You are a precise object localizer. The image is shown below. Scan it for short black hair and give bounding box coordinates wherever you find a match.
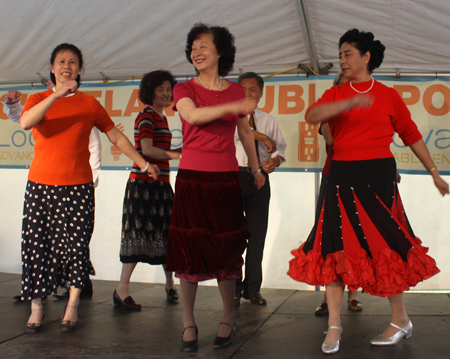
[185,23,236,77]
[238,72,264,90]
[139,70,177,106]
[339,29,385,73]
[50,43,83,87]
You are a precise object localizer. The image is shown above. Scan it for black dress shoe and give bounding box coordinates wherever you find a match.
[213,322,237,348]
[113,290,142,311]
[234,292,241,307]
[315,303,329,316]
[165,288,179,303]
[180,325,198,352]
[243,291,267,305]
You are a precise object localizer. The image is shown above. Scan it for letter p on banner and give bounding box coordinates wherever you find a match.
[298,122,319,162]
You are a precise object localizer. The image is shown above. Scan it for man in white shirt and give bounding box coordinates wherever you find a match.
[234,72,287,306]
[2,86,101,300]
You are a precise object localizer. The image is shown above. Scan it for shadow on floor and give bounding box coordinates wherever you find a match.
[0,272,449,359]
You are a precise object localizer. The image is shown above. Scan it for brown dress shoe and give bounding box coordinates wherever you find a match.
[245,292,267,305]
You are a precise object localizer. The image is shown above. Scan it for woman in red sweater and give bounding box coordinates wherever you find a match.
[166,23,265,352]
[288,29,449,354]
[20,43,159,334]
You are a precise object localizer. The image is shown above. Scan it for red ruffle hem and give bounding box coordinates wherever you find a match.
[288,167,439,297]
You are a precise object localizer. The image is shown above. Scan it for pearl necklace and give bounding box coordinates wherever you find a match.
[148,105,165,118]
[349,77,374,94]
[198,76,222,91]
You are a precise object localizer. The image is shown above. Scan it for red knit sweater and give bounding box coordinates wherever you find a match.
[173,79,245,172]
[307,80,422,161]
[23,90,114,185]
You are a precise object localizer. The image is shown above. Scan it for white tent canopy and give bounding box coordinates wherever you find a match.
[1,0,450,85]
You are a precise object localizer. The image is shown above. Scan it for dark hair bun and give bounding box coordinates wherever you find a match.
[339,28,385,72]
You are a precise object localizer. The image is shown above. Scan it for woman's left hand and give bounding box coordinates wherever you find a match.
[142,163,160,180]
[432,175,449,196]
[253,171,266,190]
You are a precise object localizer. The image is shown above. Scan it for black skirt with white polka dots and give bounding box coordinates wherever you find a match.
[21,181,95,301]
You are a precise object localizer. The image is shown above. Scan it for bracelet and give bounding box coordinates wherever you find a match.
[252,168,261,174]
[428,166,437,173]
[142,162,150,172]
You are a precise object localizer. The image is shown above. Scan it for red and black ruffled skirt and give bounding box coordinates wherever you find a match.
[288,158,439,297]
[166,169,248,282]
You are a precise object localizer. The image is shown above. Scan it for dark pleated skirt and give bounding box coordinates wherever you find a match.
[21,181,95,300]
[120,179,173,265]
[166,169,248,281]
[288,158,440,297]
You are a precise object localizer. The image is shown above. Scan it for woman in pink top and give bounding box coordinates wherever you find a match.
[166,23,265,352]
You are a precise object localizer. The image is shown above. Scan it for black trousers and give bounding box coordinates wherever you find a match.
[236,170,270,294]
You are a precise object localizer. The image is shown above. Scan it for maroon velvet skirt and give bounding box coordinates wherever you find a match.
[166,169,249,282]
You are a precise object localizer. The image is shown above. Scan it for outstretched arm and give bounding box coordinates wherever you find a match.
[141,138,181,160]
[106,127,160,179]
[306,94,374,124]
[176,96,255,125]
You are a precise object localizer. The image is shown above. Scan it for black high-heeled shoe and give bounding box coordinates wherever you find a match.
[180,325,198,352]
[60,303,79,333]
[213,322,237,348]
[25,314,45,334]
[113,290,142,311]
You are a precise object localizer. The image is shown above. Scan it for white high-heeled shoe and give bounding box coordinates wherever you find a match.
[322,326,342,354]
[370,320,413,346]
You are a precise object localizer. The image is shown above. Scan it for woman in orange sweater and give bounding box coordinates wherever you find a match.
[20,43,159,334]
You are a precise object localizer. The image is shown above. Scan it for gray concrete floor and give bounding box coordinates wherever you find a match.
[0,272,449,358]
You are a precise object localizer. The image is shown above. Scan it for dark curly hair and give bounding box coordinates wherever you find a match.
[139,70,177,106]
[50,43,83,87]
[339,29,385,73]
[185,23,236,77]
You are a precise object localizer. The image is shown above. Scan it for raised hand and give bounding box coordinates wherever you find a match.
[54,80,79,98]
[5,90,21,105]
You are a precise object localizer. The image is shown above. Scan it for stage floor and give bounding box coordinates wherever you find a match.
[0,272,449,358]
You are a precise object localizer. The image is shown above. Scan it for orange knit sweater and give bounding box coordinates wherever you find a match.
[23,90,114,185]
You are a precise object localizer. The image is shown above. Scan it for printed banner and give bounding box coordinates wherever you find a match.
[1,77,449,174]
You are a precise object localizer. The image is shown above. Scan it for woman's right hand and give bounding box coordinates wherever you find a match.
[345,94,374,111]
[231,98,257,117]
[54,80,79,98]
